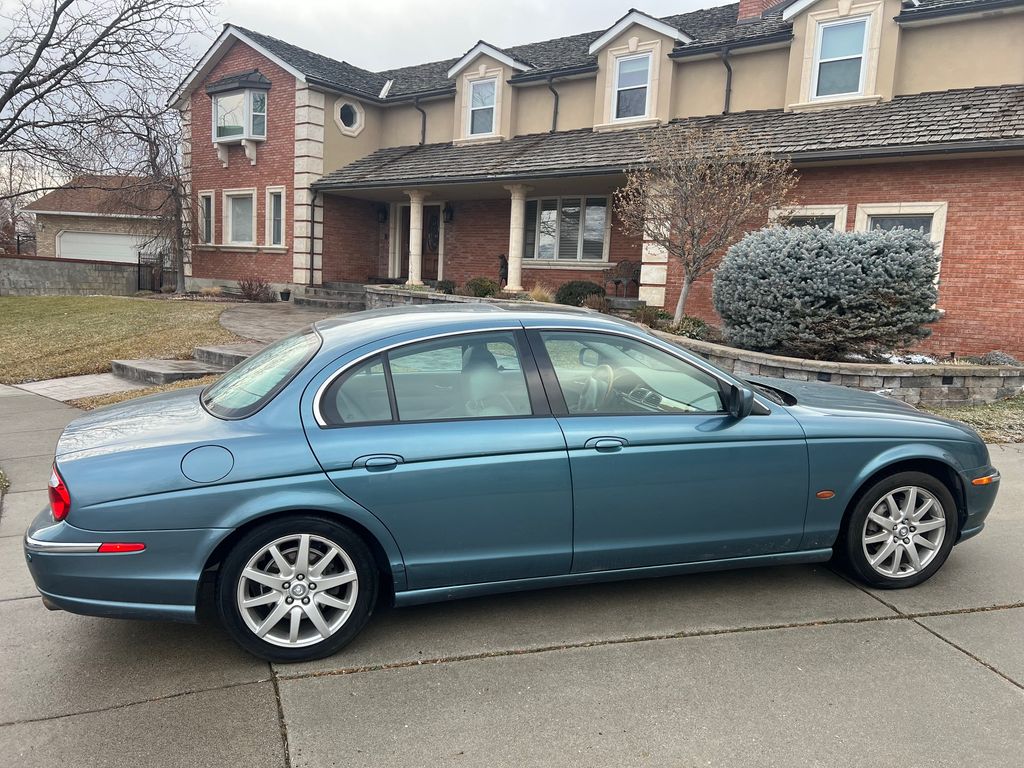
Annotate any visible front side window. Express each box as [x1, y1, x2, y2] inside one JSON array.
[[227, 192, 255, 244], [869, 215, 933, 236], [268, 189, 284, 246], [614, 54, 651, 119], [469, 79, 496, 135], [199, 194, 213, 244], [213, 89, 269, 141], [523, 197, 608, 261], [814, 18, 867, 98], [538, 331, 724, 415], [203, 330, 320, 419]]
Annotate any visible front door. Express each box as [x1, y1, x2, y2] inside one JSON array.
[[303, 328, 572, 590], [526, 327, 809, 573], [398, 205, 440, 281]]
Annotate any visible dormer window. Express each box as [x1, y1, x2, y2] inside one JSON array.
[[812, 17, 868, 99], [614, 53, 651, 120], [469, 78, 496, 136], [213, 90, 268, 142]]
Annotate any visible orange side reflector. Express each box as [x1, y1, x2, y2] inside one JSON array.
[[971, 474, 999, 486], [815, 490, 835, 500]]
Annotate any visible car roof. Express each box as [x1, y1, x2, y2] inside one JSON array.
[[313, 302, 644, 352]]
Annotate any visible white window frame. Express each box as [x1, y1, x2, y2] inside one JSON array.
[[467, 77, 497, 137], [612, 52, 652, 121], [212, 89, 269, 143], [333, 98, 365, 138], [265, 186, 286, 247], [223, 188, 257, 246], [523, 196, 612, 262], [810, 16, 869, 101], [197, 191, 215, 244], [770, 204, 848, 230], [855, 201, 949, 288]]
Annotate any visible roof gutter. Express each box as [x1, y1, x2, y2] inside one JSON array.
[[894, 0, 1024, 23], [669, 32, 794, 59], [509, 63, 599, 85], [312, 139, 1024, 193]]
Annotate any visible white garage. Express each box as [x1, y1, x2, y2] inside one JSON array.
[[56, 230, 149, 264]]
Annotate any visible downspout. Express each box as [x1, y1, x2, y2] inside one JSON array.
[[413, 97, 426, 145], [308, 189, 318, 286], [720, 46, 733, 115], [547, 76, 560, 133]]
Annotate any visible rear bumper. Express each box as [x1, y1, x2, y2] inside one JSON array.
[[23, 510, 227, 623]]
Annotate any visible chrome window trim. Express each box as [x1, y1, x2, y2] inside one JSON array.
[[312, 326, 519, 427], [25, 535, 101, 554], [312, 322, 769, 427]]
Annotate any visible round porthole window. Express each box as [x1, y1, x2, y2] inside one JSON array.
[[334, 99, 364, 136], [339, 103, 358, 128]]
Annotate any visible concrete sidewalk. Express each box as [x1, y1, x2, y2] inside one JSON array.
[[1, 384, 1022, 767]]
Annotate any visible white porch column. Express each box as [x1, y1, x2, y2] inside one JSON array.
[[503, 184, 531, 292], [404, 189, 426, 286]]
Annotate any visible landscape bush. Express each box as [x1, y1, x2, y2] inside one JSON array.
[[581, 294, 610, 312], [434, 279, 456, 295], [237, 275, 275, 303], [712, 227, 940, 360], [462, 276, 500, 297], [555, 280, 605, 307], [631, 305, 662, 327], [666, 315, 713, 341], [527, 283, 555, 303]]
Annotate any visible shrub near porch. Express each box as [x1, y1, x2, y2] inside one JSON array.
[[0, 296, 238, 384]]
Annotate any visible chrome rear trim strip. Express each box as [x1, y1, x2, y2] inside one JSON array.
[[25, 536, 101, 554]]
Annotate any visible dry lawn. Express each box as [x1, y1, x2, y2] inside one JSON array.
[[0, 296, 239, 384], [923, 395, 1024, 443]]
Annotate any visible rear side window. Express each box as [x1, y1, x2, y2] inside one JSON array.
[[319, 355, 394, 425], [202, 330, 320, 419]]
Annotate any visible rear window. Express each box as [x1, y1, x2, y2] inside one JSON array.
[[202, 330, 321, 419]]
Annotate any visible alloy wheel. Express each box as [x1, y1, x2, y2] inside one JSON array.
[[236, 533, 359, 648], [861, 485, 946, 579]]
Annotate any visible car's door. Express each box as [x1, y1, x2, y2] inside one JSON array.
[[302, 329, 573, 590], [526, 327, 808, 573]]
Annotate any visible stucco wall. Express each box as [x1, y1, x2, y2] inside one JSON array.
[[673, 47, 790, 118], [0, 255, 139, 296]]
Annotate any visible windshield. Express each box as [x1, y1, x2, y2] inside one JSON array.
[[202, 330, 321, 419]]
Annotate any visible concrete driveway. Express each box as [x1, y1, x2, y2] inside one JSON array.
[[1, 383, 1022, 767]]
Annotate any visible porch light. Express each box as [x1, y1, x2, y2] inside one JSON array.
[[443, 203, 454, 223], [376, 205, 388, 224]]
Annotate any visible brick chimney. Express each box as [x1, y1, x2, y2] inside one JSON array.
[[737, 0, 774, 22]]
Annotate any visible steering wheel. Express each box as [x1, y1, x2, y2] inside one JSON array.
[[577, 364, 615, 413]]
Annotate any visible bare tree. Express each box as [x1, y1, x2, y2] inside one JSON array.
[[615, 126, 798, 325]]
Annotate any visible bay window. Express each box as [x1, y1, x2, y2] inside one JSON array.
[[523, 197, 609, 261], [213, 89, 269, 142]]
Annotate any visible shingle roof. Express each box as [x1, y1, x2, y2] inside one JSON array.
[[314, 84, 1024, 190], [24, 175, 173, 217], [230, 3, 790, 101]]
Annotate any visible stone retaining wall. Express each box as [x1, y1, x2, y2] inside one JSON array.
[[654, 332, 1024, 407], [0, 255, 139, 296]]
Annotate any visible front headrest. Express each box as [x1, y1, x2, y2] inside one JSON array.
[[462, 345, 497, 370]]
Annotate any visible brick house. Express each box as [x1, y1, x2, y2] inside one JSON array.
[[172, 0, 1024, 358]]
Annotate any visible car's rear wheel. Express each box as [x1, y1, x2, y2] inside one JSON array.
[[217, 516, 377, 662], [841, 471, 958, 589]]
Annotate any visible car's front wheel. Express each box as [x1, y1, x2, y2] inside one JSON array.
[[842, 471, 958, 589], [217, 516, 377, 662]]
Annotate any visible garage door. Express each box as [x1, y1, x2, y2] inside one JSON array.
[[57, 231, 146, 263]]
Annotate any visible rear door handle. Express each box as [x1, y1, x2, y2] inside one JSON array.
[[353, 454, 403, 471], [584, 437, 628, 452]]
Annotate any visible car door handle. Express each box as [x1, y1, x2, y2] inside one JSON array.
[[353, 454, 403, 471], [584, 437, 628, 452]]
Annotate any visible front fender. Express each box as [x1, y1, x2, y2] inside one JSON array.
[[800, 438, 976, 549]]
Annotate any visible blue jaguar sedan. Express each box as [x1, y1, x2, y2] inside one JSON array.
[[24, 304, 1000, 661]]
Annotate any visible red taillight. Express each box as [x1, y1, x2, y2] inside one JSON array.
[[97, 542, 145, 553], [48, 464, 70, 521]]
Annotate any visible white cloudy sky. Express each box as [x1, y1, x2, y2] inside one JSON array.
[[214, 0, 736, 71]]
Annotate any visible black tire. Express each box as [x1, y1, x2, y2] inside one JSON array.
[[841, 470, 958, 589], [217, 515, 378, 662]]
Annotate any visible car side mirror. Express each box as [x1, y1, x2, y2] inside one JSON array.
[[728, 384, 755, 419], [578, 348, 599, 368]]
